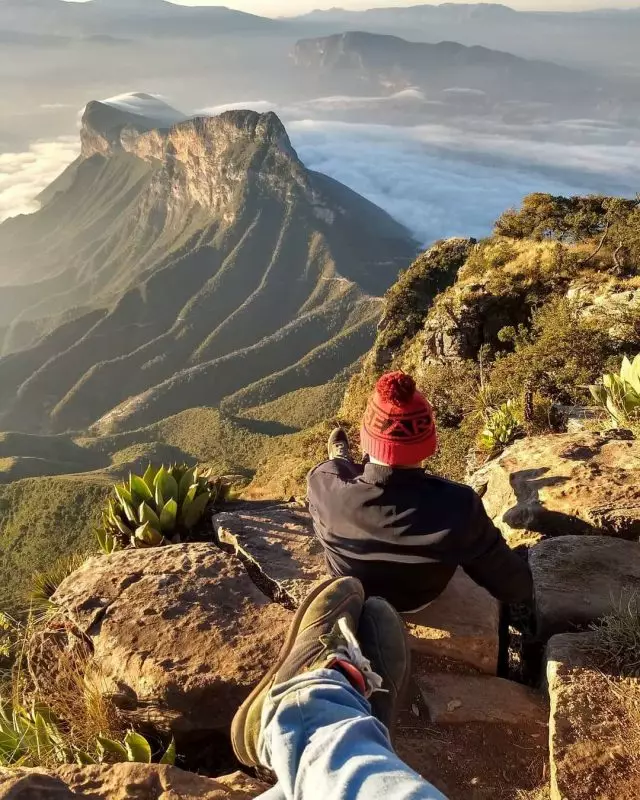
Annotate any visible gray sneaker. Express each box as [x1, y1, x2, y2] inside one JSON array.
[[357, 596, 411, 737], [327, 427, 351, 461]]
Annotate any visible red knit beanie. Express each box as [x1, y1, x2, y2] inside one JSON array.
[[360, 372, 437, 466]]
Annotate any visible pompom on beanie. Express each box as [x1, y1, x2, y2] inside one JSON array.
[[360, 372, 437, 466]]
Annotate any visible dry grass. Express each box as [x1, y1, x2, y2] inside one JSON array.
[[27, 627, 124, 753], [2, 613, 125, 767], [515, 788, 550, 800], [589, 593, 640, 676]]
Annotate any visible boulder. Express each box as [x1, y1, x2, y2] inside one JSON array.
[[45, 543, 291, 740], [402, 569, 499, 674], [547, 632, 640, 800], [418, 673, 547, 726], [214, 505, 325, 607], [530, 535, 640, 639], [470, 431, 640, 546], [0, 765, 268, 799]]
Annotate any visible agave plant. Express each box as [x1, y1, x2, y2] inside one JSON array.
[[590, 354, 640, 425], [0, 697, 175, 767], [479, 400, 523, 452], [96, 730, 175, 766], [96, 464, 229, 553]]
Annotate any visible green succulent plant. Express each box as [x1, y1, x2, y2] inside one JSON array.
[[479, 400, 523, 453], [96, 464, 230, 553], [590, 354, 640, 425], [0, 697, 175, 767]]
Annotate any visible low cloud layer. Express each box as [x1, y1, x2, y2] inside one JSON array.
[[2, 94, 639, 245], [205, 97, 640, 244], [0, 137, 79, 222]]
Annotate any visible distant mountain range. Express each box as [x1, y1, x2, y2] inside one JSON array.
[[0, 95, 416, 435], [292, 3, 640, 77], [0, 0, 277, 38], [295, 4, 640, 23], [293, 31, 598, 108]]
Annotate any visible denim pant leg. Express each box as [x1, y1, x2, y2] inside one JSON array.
[[256, 668, 447, 800]]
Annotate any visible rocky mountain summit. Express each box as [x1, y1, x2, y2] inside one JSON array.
[[4, 426, 637, 799]]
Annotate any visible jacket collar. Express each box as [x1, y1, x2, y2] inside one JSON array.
[[362, 462, 427, 487]]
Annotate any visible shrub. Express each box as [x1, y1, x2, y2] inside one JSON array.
[[488, 297, 619, 406], [590, 354, 640, 426], [97, 464, 230, 553], [478, 400, 523, 454]]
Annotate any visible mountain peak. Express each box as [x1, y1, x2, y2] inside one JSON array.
[[80, 94, 186, 158]]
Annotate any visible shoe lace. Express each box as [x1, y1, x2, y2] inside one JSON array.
[[336, 616, 385, 699]]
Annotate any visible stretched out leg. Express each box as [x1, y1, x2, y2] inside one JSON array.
[[231, 577, 447, 800]]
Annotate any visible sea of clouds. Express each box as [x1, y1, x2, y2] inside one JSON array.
[[1, 92, 640, 246]]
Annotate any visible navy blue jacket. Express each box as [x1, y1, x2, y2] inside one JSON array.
[[307, 459, 533, 612]]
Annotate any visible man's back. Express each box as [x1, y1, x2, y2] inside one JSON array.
[[308, 458, 532, 612]]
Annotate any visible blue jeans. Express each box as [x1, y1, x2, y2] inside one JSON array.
[[257, 668, 447, 800]]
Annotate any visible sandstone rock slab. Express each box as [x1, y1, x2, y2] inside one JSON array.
[[418, 673, 547, 726], [402, 569, 499, 674], [531, 535, 640, 639], [0, 765, 268, 799], [547, 632, 640, 800], [47, 544, 291, 740], [470, 431, 640, 546], [214, 505, 326, 606]]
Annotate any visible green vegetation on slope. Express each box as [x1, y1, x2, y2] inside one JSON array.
[[0, 475, 111, 614], [332, 194, 640, 483]]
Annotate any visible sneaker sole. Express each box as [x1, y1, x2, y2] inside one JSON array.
[[231, 576, 358, 767]]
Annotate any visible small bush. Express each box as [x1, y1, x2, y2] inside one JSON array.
[[478, 400, 524, 454], [488, 297, 620, 406]]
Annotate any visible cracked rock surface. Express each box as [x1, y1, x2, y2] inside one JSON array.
[[213, 505, 326, 608], [50, 543, 291, 739]]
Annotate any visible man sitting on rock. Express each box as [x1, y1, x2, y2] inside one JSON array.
[[307, 371, 533, 613]]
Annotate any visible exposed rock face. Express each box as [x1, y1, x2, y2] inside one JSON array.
[[530, 535, 640, 639], [372, 238, 475, 369], [402, 569, 499, 674], [46, 544, 291, 740], [213, 506, 326, 607], [471, 430, 640, 546], [547, 632, 640, 800], [83, 111, 306, 220], [0, 765, 267, 799], [420, 286, 531, 364], [418, 673, 547, 726], [80, 96, 187, 159]]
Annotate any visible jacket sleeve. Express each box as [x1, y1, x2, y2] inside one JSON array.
[[458, 492, 534, 605]]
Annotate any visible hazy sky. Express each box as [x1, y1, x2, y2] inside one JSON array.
[[163, 1, 640, 17]]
